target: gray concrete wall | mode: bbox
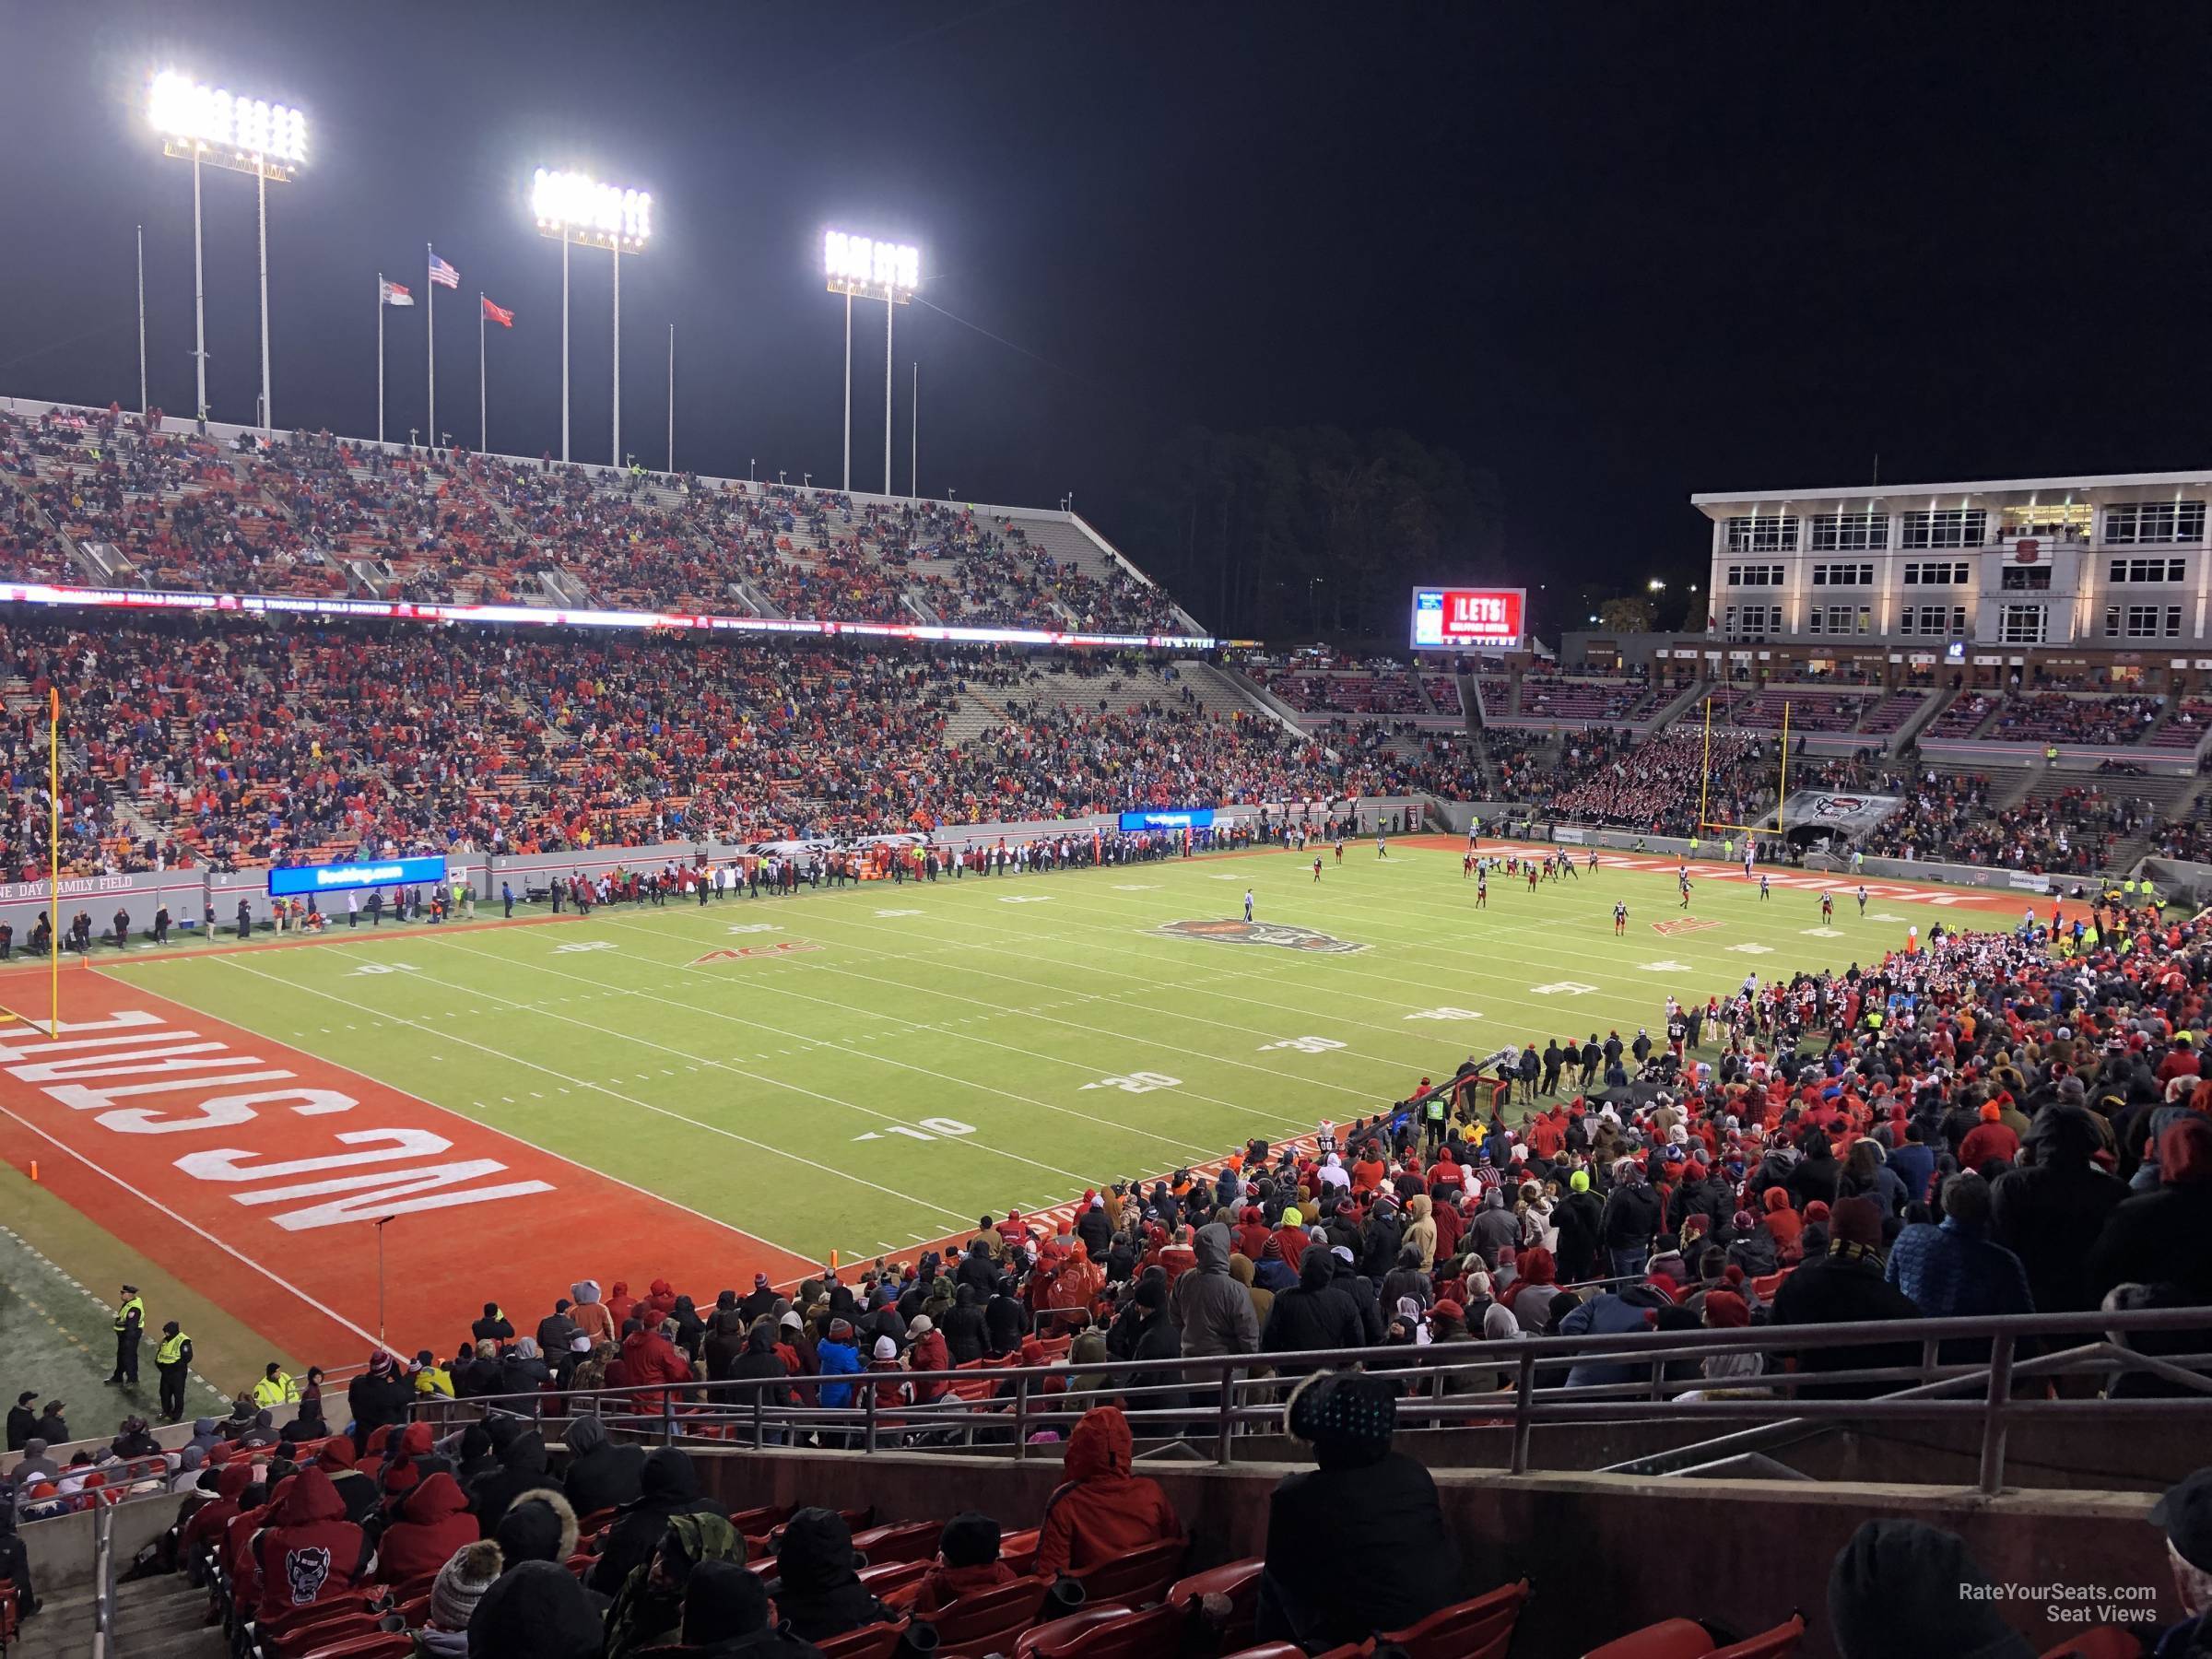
[18,1489,184,1595]
[695,1448,2175,1657]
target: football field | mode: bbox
[0,838,2022,1364]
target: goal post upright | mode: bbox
[1697,693,1712,837]
[1774,698,1790,836]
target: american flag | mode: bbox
[428,253,459,289]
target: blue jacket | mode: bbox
[1888,1142,1936,1206]
[1558,1283,1676,1388]
[815,1338,863,1408]
[1886,1218,2033,1319]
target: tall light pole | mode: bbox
[533,169,651,466]
[148,71,305,429]
[824,230,919,496]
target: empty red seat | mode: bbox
[1065,1536,1187,1607]
[851,1519,944,1565]
[1017,1604,1185,1659]
[924,1574,1053,1659]
[1710,1617,1806,1659]
[856,1559,931,1598]
[813,1620,908,1659]
[1169,1557,1262,1650]
[1373,1579,1530,1659]
[1585,1618,1723,1659]
[727,1501,793,1535]
[1000,1528,1041,1575]
[298,1632,412,1659]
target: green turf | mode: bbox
[97,845,1978,1267]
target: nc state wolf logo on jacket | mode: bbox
[285,1545,333,1605]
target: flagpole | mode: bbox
[376,273,385,445]
[256,161,272,433]
[135,226,147,418]
[884,290,894,495]
[48,689,60,1039]
[666,323,674,474]
[478,293,487,454]
[841,289,852,492]
[611,244,621,467]
[559,233,570,464]
[911,360,918,500]
[426,244,436,449]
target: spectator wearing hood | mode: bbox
[2091,1115,2212,1304]
[250,1465,369,1620]
[561,1412,643,1517]
[1468,1187,1520,1265]
[1228,1250,1273,1332]
[499,1338,551,1398]
[467,1423,551,1533]
[905,1316,949,1406]
[1254,1372,1468,1650]
[604,1510,747,1659]
[1989,1103,2126,1312]
[1597,1160,1664,1279]
[1826,1519,2034,1658]
[1771,1196,1924,1397]
[1888,1175,2034,1342]
[493,1489,580,1570]
[1553,1170,1603,1281]
[703,1293,750,1379]
[1959,1102,2022,1172]
[1171,1222,1260,1361]
[619,1318,694,1415]
[466,1558,602,1659]
[941,1285,988,1366]
[770,1508,888,1642]
[591,1447,727,1596]
[0,1500,34,1618]
[1402,1194,1438,1271]
[814,1319,863,1410]
[377,1470,478,1586]
[675,1558,824,1656]
[570,1281,616,1348]
[1261,1247,1365,1371]
[1034,1406,1183,1578]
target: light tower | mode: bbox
[147,70,307,429]
[532,168,652,465]
[823,230,919,495]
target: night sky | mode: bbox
[6,3,2211,633]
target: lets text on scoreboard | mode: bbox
[1410,586,1526,652]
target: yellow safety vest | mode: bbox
[253,1371,298,1407]
[156,1330,190,1366]
[113,1295,144,1335]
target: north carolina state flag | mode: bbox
[481,296,514,328]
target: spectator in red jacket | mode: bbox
[1270,1208,1310,1276]
[1034,1406,1184,1577]
[606,1280,639,1329]
[1959,1102,2021,1172]
[374,1470,476,1586]
[642,1278,680,1325]
[619,1321,693,1414]
[911,1512,1017,1619]
[252,1466,369,1619]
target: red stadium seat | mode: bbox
[1065,1536,1187,1607]
[1709,1616,1806,1659]
[924,1574,1053,1658]
[850,1519,945,1565]
[1583,1618,1723,1659]
[1021,1602,1184,1659]
[1222,1646,1362,1659]
[813,1621,908,1659]
[855,1559,931,1598]
[1371,1578,1530,1659]
[1169,1557,1263,1650]
[727,1501,793,1535]
[1749,1271,1791,1300]
[1000,1528,1042,1575]
[298,1636,412,1659]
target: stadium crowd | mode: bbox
[9,888,2212,1653]
[0,406,1187,637]
[0,617,1488,878]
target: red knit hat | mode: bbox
[1703,1289,1750,1328]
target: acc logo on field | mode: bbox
[691,942,824,963]
[1652,918,1724,935]
[1154,919,1366,955]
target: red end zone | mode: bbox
[0,967,814,1364]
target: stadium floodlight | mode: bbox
[149,69,307,432]
[823,229,921,495]
[533,168,652,465]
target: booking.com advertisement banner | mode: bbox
[1119,807,1216,832]
[267,854,450,898]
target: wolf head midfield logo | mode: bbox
[285,1546,333,1606]
[1156,919,1366,954]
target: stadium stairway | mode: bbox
[11,1572,219,1659]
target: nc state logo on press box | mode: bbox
[1154,919,1368,954]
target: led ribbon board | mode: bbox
[267,854,451,898]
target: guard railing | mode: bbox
[400,1302,2212,1498]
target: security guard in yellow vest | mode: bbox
[253,1361,299,1410]
[155,1322,193,1422]
[107,1285,145,1387]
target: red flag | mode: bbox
[481,296,514,328]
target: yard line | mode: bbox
[425,935,1233,1160]
[589,914,1358,1119]
[210,953,971,1230]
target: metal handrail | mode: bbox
[394,1303,2212,1497]
[89,1494,115,1659]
